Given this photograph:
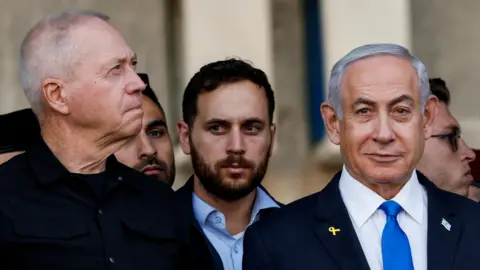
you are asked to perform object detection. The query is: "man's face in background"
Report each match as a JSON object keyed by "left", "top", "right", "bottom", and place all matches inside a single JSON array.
[
  {"left": 115, "top": 95, "right": 175, "bottom": 186},
  {"left": 417, "top": 102, "right": 476, "bottom": 197}
]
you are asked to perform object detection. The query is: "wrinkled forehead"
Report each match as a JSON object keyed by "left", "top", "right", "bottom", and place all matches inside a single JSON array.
[
  {"left": 341, "top": 55, "right": 420, "bottom": 103},
  {"left": 71, "top": 20, "right": 133, "bottom": 66},
  {"left": 196, "top": 81, "right": 270, "bottom": 124}
]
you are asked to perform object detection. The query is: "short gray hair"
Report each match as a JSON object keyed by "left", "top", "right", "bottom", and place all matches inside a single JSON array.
[
  {"left": 19, "top": 10, "right": 110, "bottom": 120},
  {"left": 327, "top": 43, "right": 430, "bottom": 119}
]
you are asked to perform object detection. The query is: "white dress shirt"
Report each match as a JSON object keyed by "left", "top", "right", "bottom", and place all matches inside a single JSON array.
[{"left": 339, "top": 166, "right": 428, "bottom": 270}]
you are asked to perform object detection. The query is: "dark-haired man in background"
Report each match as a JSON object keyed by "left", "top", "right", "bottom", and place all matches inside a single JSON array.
[
  {"left": 417, "top": 78, "right": 477, "bottom": 199},
  {"left": 176, "top": 59, "right": 281, "bottom": 270},
  {"left": 0, "top": 109, "right": 40, "bottom": 165},
  {"left": 115, "top": 73, "right": 176, "bottom": 186}
]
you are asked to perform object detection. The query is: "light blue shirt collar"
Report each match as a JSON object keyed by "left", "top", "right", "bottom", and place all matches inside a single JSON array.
[
  {"left": 192, "top": 187, "right": 279, "bottom": 270},
  {"left": 192, "top": 186, "right": 279, "bottom": 229}
]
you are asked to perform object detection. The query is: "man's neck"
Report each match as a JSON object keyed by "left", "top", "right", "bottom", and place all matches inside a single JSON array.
[
  {"left": 344, "top": 166, "right": 409, "bottom": 200},
  {"left": 193, "top": 176, "right": 257, "bottom": 235},
  {"left": 42, "top": 120, "right": 126, "bottom": 174}
]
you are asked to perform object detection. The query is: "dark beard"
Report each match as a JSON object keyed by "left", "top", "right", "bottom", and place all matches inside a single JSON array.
[
  {"left": 133, "top": 154, "right": 176, "bottom": 186},
  {"left": 190, "top": 141, "right": 270, "bottom": 202}
]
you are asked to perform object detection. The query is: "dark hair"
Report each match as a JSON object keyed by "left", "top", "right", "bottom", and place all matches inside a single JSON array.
[
  {"left": 0, "top": 108, "right": 40, "bottom": 153},
  {"left": 429, "top": 78, "right": 451, "bottom": 105},
  {"left": 182, "top": 58, "right": 275, "bottom": 126},
  {"left": 137, "top": 73, "right": 164, "bottom": 113}
]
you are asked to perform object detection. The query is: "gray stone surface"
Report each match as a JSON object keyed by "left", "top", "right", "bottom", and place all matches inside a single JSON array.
[{"left": 269, "top": 0, "right": 309, "bottom": 170}]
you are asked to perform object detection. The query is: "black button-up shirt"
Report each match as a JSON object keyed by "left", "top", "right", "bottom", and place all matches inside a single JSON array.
[{"left": 0, "top": 139, "right": 197, "bottom": 270}]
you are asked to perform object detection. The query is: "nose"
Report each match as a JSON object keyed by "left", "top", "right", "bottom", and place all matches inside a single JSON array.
[
  {"left": 138, "top": 132, "right": 157, "bottom": 159},
  {"left": 459, "top": 138, "right": 476, "bottom": 162},
  {"left": 125, "top": 71, "right": 147, "bottom": 94},
  {"left": 372, "top": 113, "right": 395, "bottom": 144},
  {"left": 226, "top": 128, "right": 246, "bottom": 155}
]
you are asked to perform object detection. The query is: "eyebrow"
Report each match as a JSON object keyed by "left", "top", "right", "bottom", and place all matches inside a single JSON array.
[
  {"left": 107, "top": 52, "right": 137, "bottom": 67},
  {"left": 351, "top": 94, "right": 414, "bottom": 109},
  {"left": 204, "top": 117, "right": 266, "bottom": 126},
  {"left": 387, "top": 94, "right": 414, "bottom": 107},
  {"left": 242, "top": 118, "right": 265, "bottom": 125},
  {"left": 205, "top": 118, "right": 229, "bottom": 126},
  {"left": 145, "top": 119, "right": 167, "bottom": 130},
  {"left": 441, "top": 124, "right": 460, "bottom": 134},
  {"left": 352, "top": 97, "right": 376, "bottom": 109}
]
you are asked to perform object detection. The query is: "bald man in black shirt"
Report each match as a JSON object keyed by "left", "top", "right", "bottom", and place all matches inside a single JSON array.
[{"left": 0, "top": 10, "right": 201, "bottom": 270}]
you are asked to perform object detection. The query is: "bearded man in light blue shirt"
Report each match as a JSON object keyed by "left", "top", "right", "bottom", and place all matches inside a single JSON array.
[{"left": 176, "top": 59, "right": 281, "bottom": 270}]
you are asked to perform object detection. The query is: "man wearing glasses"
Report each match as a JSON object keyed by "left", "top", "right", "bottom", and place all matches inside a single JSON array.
[{"left": 417, "top": 78, "right": 477, "bottom": 199}]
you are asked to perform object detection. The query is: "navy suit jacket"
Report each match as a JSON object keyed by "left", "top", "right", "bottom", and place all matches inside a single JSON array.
[{"left": 243, "top": 171, "right": 480, "bottom": 270}]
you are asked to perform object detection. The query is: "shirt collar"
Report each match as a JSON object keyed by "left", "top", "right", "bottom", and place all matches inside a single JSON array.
[
  {"left": 250, "top": 187, "right": 280, "bottom": 224},
  {"left": 192, "top": 186, "right": 280, "bottom": 228},
  {"left": 192, "top": 192, "right": 217, "bottom": 228},
  {"left": 392, "top": 170, "right": 425, "bottom": 224},
  {"left": 27, "top": 137, "right": 70, "bottom": 185},
  {"left": 27, "top": 137, "right": 139, "bottom": 191},
  {"left": 339, "top": 165, "right": 425, "bottom": 228}
]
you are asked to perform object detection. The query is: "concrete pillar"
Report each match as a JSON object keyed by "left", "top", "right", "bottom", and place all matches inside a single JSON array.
[
  {"left": 411, "top": 0, "right": 480, "bottom": 148},
  {"left": 261, "top": 0, "right": 311, "bottom": 202}
]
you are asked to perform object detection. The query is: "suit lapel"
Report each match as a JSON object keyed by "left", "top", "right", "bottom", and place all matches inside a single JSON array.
[
  {"left": 314, "top": 172, "right": 370, "bottom": 270},
  {"left": 418, "top": 172, "right": 463, "bottom": 270},
  {"left": 177, "top": 177, "right": 224, "bottom": 270}
]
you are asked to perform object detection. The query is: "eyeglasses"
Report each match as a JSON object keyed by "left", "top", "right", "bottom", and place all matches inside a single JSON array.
[{"left": 431, "top": 131, "right": 460, "bottom": 152}]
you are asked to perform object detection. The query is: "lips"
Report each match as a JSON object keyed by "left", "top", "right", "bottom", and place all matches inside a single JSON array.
[
  {"left": 464, "top": 169, "right": 473, "bottom": 181},
  {"left": 222, "top": 162, "right": 248, "bottom": 174},
  {"left": 142, "top": 165, "right": 163, "bottom": 176},
  {"left": 225, "top": 167, "right": 246, "bottom": 174},
  {"left": 365, "top": 153, "right": 401, "bottom": 162},
  {"left": 130, "top": 105, "right": 143, "bottom": 111}
]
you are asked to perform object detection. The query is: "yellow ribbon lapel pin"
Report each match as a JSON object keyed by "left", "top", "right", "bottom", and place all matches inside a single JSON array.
[{"left": 328, "top": 226, "right": 340, "bottom": 236}]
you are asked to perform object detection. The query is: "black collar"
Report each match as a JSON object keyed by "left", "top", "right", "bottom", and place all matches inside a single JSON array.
[{"left": 26, "top": 137, "right": 142, "bottom": 191}]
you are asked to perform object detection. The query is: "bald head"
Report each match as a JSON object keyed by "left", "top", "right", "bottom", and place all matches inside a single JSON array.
[{"left": 19, "top": 10, "right": 110, "bottom": 120}]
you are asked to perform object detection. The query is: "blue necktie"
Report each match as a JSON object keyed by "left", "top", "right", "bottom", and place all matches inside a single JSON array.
[{"left": 379, "top": 200, "right": 414, "bottom": 270}]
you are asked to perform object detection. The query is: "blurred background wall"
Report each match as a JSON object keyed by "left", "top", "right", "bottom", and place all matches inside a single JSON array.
[{"left": 0, "top": 0, "right": 478, "bottom": 203}]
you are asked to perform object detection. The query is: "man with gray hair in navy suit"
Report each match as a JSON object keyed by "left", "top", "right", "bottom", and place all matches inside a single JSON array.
[{"left": 243, "top": 43, "right": 480, "bottom": 270}]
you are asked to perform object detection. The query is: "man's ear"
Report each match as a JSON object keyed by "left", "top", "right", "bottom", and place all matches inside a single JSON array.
[
  {"left": 42, "top": 78, "right": 69, "bottom": 115},
  {"left": 177, "top": 120, "right": 191, "bottom": 155},
  {"left": 320, "top": 102, "right": 341, "bottom": 145},
  {"left": 422, "top": 95, "right": 439, "bottom": 140}
]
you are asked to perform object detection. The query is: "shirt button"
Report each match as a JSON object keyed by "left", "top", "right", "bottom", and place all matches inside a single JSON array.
[
  {"left": 117, "top": 176, "right": 123, "bottom": 181},
  {"left": 109, "top": 257, "right": 115, "bottom": 263},
  {"left": 98, "top": 209, "right": 103, "bottom": 215},
  {"left": 233, "top": 246, "right": 239, "bottom": 253},
  {"left": 215, "top": 216, "right": 222, "bottom": 224}
]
